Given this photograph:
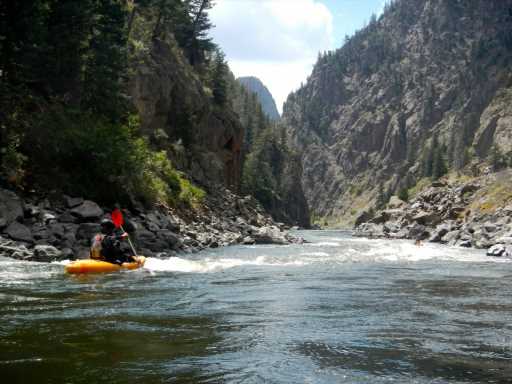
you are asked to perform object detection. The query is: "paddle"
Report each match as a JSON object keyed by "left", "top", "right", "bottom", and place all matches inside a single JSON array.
[{"left": 111, "top": 208, "right": 139, "bottom": 261}]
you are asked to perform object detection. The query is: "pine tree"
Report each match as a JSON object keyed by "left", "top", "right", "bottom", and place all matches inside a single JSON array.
[
  {"left": 432, "top": 144, "right": 448, "bottom": 180},
  {"left": 211, "top": 48, "right": 228, "bottom": 105},
  {"left": 376, "top": 183, "right": 387, "bottom": 209},
  {"left": 83, "top": 0, "right": 128, "bottom": 118}
]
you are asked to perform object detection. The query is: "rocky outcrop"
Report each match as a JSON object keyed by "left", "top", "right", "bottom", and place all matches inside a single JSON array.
[
  {"left": 283, "top": 0, "right": 512, "bottom": 225},
  {"left": 0, "top": 187, "right": 303, "bottom": 262},
  {"left": 238, "top": 76, "right": 280, "bottom": 120},
  {"left": 354, "top": 171, "right": 512, "bottom": 256},
  {"left": 130, "top": 38, "right": 243, "bottom": 191}
]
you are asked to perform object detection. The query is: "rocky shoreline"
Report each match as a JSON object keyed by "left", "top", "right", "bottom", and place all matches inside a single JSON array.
[
  {"left": 354, "top": 171, "right": 512, "bottom": 258},
  {"left": 0, "top": 186, "right": 303, "bottom": 263}
]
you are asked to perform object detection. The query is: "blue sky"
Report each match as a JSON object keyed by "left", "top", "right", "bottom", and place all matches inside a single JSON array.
[
  {"left": 209, "top": 0, "right": 386, "bottom": 112},
  {"left": 324, "top": 0, "right": 385, "bottom": 47}
]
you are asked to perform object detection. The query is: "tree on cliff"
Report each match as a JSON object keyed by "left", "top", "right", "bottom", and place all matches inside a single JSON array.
[{"left": 210, "top": 48, "right": 228, "bottom": 106}]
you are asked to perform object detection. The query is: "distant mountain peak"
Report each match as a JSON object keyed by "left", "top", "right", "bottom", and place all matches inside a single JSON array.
[{"left": 237, "top": 76, "right": 280, "bottom": 120}]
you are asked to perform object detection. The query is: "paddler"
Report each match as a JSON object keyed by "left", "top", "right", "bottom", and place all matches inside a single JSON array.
[{"left": 90, "top": 218, "right": 135, "bottom": 265}]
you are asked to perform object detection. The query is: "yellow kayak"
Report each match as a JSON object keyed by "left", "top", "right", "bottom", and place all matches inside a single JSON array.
[{"left": 65, "top": 256, "right": 146, "bottom": 274}]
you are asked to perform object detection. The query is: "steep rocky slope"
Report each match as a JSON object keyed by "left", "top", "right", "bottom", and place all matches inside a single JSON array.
[
  {"left": 238, "top": 76, "right": 280, "bottom": 120},
  {"left": 283, "top": 0, "right": 512, "bottom": 225},
  {"left": 356, "top": 169, "right": 512, "bottom": 256},
  {"left": 131, "top": 38, "right": 243, "bottom": 192}
]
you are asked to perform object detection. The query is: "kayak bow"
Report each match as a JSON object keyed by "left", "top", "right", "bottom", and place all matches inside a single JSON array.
[{"left": 65, "top": 256, "right": 146, "bottom": 274}]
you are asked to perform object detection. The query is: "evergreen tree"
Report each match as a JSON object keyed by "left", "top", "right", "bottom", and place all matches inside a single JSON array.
[
  {"left": 432, "top": 144, "right": 448, "bottom": 180},
  {"left": 490, "top": 144, "right": 506, "bottom": 171},
  {"left": 83, "top": 0, "right": 128, "bottom": 118},
  {"left": 376, "top": 182, "right": 387, "bottom": 209},
  {"left": 211, "top": 48, "right": 228, "bottom": 105}
]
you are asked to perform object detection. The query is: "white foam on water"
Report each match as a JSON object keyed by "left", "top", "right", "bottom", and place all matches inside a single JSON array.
[
  {"left": 305, "top": 241, "right": 341, "bottom": 247},
  {"left": 143, "top": 255, "right": 307, "bottom": 273}
]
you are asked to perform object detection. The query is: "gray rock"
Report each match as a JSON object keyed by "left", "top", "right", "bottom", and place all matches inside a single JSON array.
[
  {"left": 0, "top": 217, "right": 7, "bottom": 229},
  {"left": 76, "top": 223, "right": 101, "bottom": 241},
  {"left": 59, "top": 211, "right": 78, "bottom": 223},
  {"left": 4, "top": 222, "right": 33, "bottom": 243},
  {"left": 0, "top": 188, "right": 24, "bottom": 225},
  {"left": 356, "top": 223, "right": 385, "bottom": 238},
  {"left": 408, "top": 223, "right": 429, "bottom": 240},
  {"left": 429, "top": 224, "right": 451, "bottom": 243},
  {"left": 355, "top": 210, "right": 374, "bottom": 227},
  {"left": 484, "top": 223, "right": 498, "bottom": 233},
  {"left": 156, "top": 230, "right": 182, "bottom": 249},
  {"left": 383, "top": 222, "right": 400, "bottom": 234},
  {"left": 49, "top": 223, "right": 66, "bottom": 239},
  {"left": 24, "top": 204, "right": 41, "bottom": 218},
  {"left": 42, "top": 212, "right": 57, "bottom": 224},
  {"left": 387, "top": 196, "right": 406, "bottom": 209},
  {"left": 441, "top": 230, "right": 460, "bottom": 244},
  {"left": 412, "top": 211, "right": 441, "bottom": 226},
  {"left": 33, "top": 245, "right": 63, "bottom": 262},
  {"left": 253, "top": 226, "right": 288, "bottom": 245},
  {"left": 243, "top": 236, "right": 256, "bottom": 245},
  {"left": 495, "top": 235, "right": 512, "bottom": 245},
  {"left": 64, "top": 196, "right": 84, "bottom": 208},
  {"left": 61, "top": 248, "right": 75, "bottom": 260},
  {"left": 447, "top": 207, "right": 465, "bottom": 219},
  {"left": 71, "top": 201, "right": 103, "bottom": 221}
]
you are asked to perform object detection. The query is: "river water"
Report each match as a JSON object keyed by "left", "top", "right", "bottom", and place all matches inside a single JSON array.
[{"left": 1, "top": 230, "right": 512, "bottom": 384}]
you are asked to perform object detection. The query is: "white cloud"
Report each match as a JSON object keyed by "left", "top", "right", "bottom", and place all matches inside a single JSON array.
[{"left": 209, "top": 0, "right": 333, "bottom": 112}]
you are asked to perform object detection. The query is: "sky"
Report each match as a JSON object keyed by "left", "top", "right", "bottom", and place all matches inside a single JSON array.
[{"left": 209, "top": 0, "right": 387, "bottom": 113}]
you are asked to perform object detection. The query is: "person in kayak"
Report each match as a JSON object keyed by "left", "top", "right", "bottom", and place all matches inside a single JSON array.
[{"left": 90, "top": 219, "right": 135, "bottom": 265}]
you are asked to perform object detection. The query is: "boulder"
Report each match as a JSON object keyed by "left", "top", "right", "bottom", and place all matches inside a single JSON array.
[
  {"left": 408, "top": 223, "right": 430, "bottom": 240},
  {"left": 356, "top": 223, "right": 385, "bottom": 238},
  {"left": 64, "top": 196, "right": 84, "bottom": 208},
  {"left": 412, "top": 211, "right": 441, "bottom": 226},
  {"left": 383, "top": 222, "right": 400, "bottom": 234},
  {"left": 0, "top": 188, "right": 24, "bottom": 225},
  {"left": 76, "top": 223, "right": 101, "bottom": 241},
  {"left": 24, "top": 204, "right": 41, "bottom": 218},
  {"left": 447, "top": 207, "right": 465, "bottom": 220},
  {"left": 156, "top": 230, "right": 182, "bottom": 249},
  {"left": 253, "top": 226, "right": 288, "bottom": 245},
  {"left": 354, "top": 210, "right": 374, "bottom": 227},
  {"left": 441, "top": 230, "right": 460, "bottom": 244},
  {"left": 429, "top": 223, "right": 451, "bottom": 243},
  {"left": 33, "top": 245, "right": 63, "bottom": 262},
  {"left": 70, "top": 201, "right": 103, "bottom": 221},
  {"left": 242, "top": 236, "right": 256, "bottom": 245},
  {"left": 4, "top": 222, "right": 33, "bottom": 243},
  {"left": 370, "top": 211, "right": 391, "bottom": 224},
  {"left": 59, "top": 211, "right": 78, "bottom": 223},
  {"left": 483, "top": 223, "right": 498, "bottom": 233},
  {"left": 460, "top": 183, "right": 480, "bottom": 195},
  {"left": 495, "top": 235, "right": 512, "bottom": 245},
  {"left": 387, "top": 196, "right": 406, "bottom": 209}
]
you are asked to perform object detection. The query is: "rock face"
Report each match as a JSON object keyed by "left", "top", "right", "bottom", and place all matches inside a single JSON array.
[
  {"left": 282, "top": 0, "right": 512, "bottom": 224},
  {"left": 238, "top": 76, "right": 280, "bottom": 120},
  {"left": 130, "top": 38, "right": 243, "bottom": 191}
]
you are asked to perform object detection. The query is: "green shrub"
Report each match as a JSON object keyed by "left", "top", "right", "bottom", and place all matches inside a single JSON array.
[
  {"left": 398, "top": 187, "right": 409, "bottom": 202},
  {"left": 179, "top": 177, "right": 206, "bottom": 208},
  {"left": 0, "top": 132, "right": 27, "bottom": 186},
  {"left": 24, "top": 108, "right": 187, "bottom": 206}
]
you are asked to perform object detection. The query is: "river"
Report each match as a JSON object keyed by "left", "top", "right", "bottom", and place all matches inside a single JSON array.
[{"left": 1, "top": 230, "right": 511, "bottom": 383}]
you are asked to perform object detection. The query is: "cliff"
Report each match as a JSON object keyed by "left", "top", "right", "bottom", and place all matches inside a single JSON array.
[
  {"left": 283, "top": 0, "right": 512, "bottom": 226},
  {"left": 238, "top": 76, "right": 280, "bottom": 120},
  {"left": 130, "top": 36, "right": 243, "bottom": 192}
]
